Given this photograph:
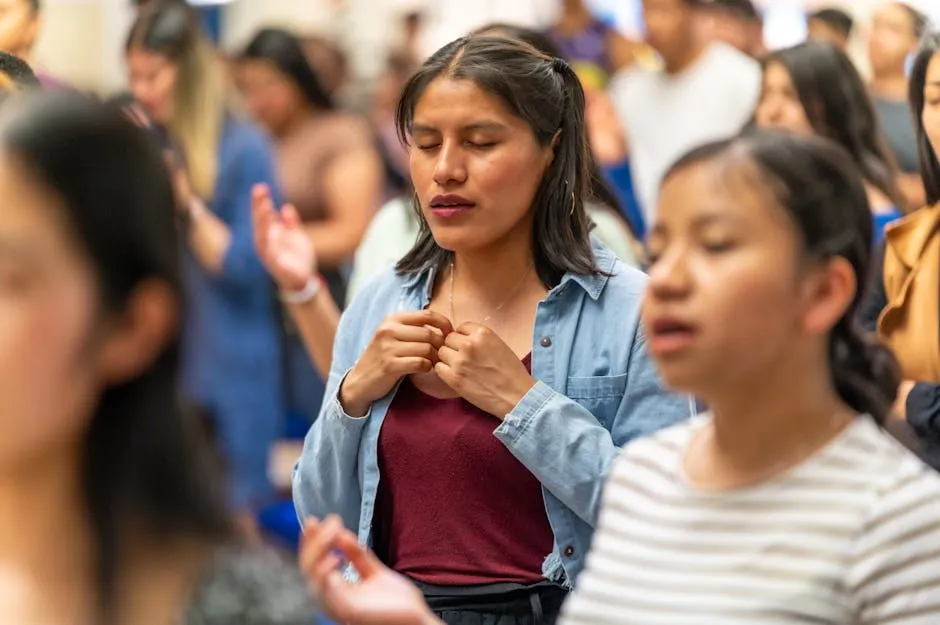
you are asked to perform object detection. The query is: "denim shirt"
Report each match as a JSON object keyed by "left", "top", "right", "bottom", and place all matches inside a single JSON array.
[{"left": 293, "top": 243, "right": 695, "bottom": 587}]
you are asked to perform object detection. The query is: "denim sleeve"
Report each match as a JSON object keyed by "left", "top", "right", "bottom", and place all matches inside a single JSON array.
[
  {"left": 292, "top": 297, "right": 372, "bottom": 532},
  {"left": 218, "top": 132, "right": 279, "bottom": 289},
  {"left": 907, "top": 382, "right": 940, "bottom": 443},
  {"left": 493, "top": 318, "right": 694, "bottom": 527}
]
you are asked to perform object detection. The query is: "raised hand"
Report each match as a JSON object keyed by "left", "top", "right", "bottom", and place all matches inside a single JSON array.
[
  {"left": 300, "top": 516, "right": 440, "bottom": 625},
  {"left": 251, "top": 183, "right": 315, "bottom": 292},
  {"left": 340, "top": 310, "right": 454, "bottom": 417}
]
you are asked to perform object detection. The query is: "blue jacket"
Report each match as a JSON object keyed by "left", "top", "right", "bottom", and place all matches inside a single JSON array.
[
  {"left": 181, "top": 119, "right": 283, "bottom": 508},
  {"left": 293, "top": 242, "right": 695, "bottom": 586}
]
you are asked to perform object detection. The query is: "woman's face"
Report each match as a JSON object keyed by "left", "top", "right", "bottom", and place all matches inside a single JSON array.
[
  {"left": 236, "top": 59, "right": 302, "bottom": 136},
  {"left": 408, "top": 77, "right": 554, "bottom": 255},
  {"left": 643, "top": 160, "right": 849, "bottom": 400},
  {"left": 754, "top": 62, "right": 814, "bottom": 136},
  {"left": 0, "top": 151, "right": 102, "bottom": 468},
  {"left": 923, "top": 53, "right": 940, "bottom": 160},
  {"left": 126, "top": 47, "right": 178, "bottom": 125}
]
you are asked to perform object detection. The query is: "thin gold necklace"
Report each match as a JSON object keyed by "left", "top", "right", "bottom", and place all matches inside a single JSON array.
[{"left": 448, "top": 260, "right": 534, "bottom": 325}]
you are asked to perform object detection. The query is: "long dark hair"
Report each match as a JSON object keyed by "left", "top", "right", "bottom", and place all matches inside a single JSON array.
[
  {"left": 665, "top": 130, "right": 901, "bottom": 425},
  {"left": 470, "top": 22, "right": 633, "bottom": 234},
  {"left": 0, "top": 92, "right": 231, "bottom": 622},
  {"left": 763, "top": 42, "right": 906, "bottom": 211},
  {"left": 395, "top": 36, "right": 598, "bottom": 287},
  {"left": 910, "top": 32, "right": 940, "bottom": 205},
  {"left": 238, "top": 27, "right": 333, "bottom": 110}
]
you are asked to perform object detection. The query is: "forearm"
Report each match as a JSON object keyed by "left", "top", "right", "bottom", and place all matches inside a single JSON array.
[
  {"left": 185, "top": 200, "right": 231, "bottom": 275},
  {"left": 286, "top": 279, "right": 340, "bottom": 380}
]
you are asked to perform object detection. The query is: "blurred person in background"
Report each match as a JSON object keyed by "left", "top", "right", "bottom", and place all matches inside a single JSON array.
[
  {"left": 547, "top": 0, "right": 638, "bottom": 90},
  {"left": 699, "top": 0, "right": 765, "bottom": 58},
  {"left": 235, "top": 28, "right": 379, "bottom": 427},
  {"left": 236, "top": 27, "right": 381, "bottom": 309},
  {"left": 371, "top": 51, "right": 419, "bottom": 200},
  {"left": 0, "top": 0, "right": 71, "bottom": 89},
  {"left": 869, "top": 1, "right": 930, "bottom": 211},
  {"left": 126, "top": 1, "right": 284, "bottom": 541},
  {"left": 806, "top": 8, "right": 854, "bottom": 51},
  {"left": 0, "top": 90, "right": 316, "bottom": 625},
  {"left": 865, "top": 31, "right": 940, "bottom": 469},
  {"left": 610, "top": 0, "right": 760, "bottom": 227},
  {"left": 754, "top": 41, "right": 906, "bottom": 243},
  {"left": 345, "top": 23, "right": 645, "bottom": 303},
  {"left": 300, "top": 34, "right": 349, "bottom": 102}
]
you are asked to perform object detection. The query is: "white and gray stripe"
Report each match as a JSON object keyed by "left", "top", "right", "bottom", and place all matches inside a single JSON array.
[{"left": 561, "top": 417, "right": 940, "bottom": 624}]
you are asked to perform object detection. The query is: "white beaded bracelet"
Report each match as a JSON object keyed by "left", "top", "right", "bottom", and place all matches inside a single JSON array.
[{"left": 280, "top": 276, "right": 322, "bottom": 305}]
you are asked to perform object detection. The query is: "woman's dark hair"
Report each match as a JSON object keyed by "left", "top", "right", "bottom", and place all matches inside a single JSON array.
[
  {"left": 238, "top": 28, "right": 333, "bottom": 110},
  {"left": 665, "top": 130, "right": 901, "bottom": 425},
  {"left": 471, "top": 23, "right": 631, "bottom": 231},
  {"left": 763, "top": 42, "right": 906, "bottom": 211},
  {"left": 0, "top": 50, "right": 39, "bottom": 88},
  {"left": 0, "top": 92, "right": 231, "bottom": 622},
  {"left": 910, "top": 32, "right": 940, "bottom": 205},
  {"left": 395, "top": 36, "right": 598, "bottom": 286}
]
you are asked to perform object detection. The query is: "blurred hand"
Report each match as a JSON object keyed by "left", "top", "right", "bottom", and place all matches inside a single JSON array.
[
  {"left": 251, "top": 183, "right": 316, "bottom": 292},
  {"left": 300, "top": 516, "right": 440, "bottom": 625}
]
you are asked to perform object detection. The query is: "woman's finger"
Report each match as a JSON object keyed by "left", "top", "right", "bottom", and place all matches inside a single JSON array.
[
  {"left": 388, "top": 325, "right": 447, "bottom": 349},
  {"left": 311, "top": 552, "right": 343, "bottom": 590},
  {"left": 299, "top": 515, "right": 343, "bottom": 576},
  {"left": 281, "top": 203, "right": 302, "bottom": 229},
  {"left": 334, "top": 528, "right": 383, "bottom": 578}
]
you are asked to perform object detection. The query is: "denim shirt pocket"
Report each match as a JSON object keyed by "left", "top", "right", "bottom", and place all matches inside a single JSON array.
[{"left": 565, "top": 374, "right": 628, "bottom": 428}]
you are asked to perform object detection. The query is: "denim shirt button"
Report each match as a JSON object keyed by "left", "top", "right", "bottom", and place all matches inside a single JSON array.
[
  {"left": 563, "top": 545, "right": 575, "bottom": 557},
  {"left": 539, "top": 336, "right": 552, "bottom": 348}
]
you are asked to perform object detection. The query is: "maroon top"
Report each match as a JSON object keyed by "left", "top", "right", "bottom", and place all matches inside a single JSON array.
[{"left": 372, "top": 355, "right": 554, "bottom": 586}]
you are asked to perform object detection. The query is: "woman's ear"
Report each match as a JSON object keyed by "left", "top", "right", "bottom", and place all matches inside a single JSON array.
[{"left": 96, "top": 279, "right": 178, "bottom": 385}]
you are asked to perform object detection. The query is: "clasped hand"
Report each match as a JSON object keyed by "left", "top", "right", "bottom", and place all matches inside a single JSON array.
[{"left": 340, "top": 309, "right": 536, "bottom": 419}]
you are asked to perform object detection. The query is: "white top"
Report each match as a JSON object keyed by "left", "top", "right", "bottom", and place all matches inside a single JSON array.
[
  {"left": 610, "top": 43, "right": 761, "bottom": 222},
  {"left": 561, "top": 416, "right": 940, "bottom": 625}
]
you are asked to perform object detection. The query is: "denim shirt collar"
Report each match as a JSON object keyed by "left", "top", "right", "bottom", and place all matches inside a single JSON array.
[{"left": 398, "top": 240, "right": 618, "bottom": 303}]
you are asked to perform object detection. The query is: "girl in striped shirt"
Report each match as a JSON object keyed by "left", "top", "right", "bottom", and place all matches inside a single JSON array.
[{"left": 301, "top": 131, "right": 940, "bottom": 624}]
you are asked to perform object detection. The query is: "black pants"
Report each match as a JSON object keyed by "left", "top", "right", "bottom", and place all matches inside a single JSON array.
[{"left": 416, "top": 581, "right": 567, "bottom": 625}]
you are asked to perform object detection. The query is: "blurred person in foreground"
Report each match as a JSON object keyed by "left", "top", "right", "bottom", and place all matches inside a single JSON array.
[
  {"left": 0, "top": 89, "right": 316, "bottom": 625},
  {"left": 126, "top": 1, "right": 284, "bottom": 540},
  {"left": 806, "top": 8, "right": 854, "bottom": 51},
  {"left": 869, "top": 1, "right": 930, "bottom": 211}
]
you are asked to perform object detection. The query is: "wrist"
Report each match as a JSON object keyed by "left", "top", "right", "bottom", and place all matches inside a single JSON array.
[
  {"left": 498, "top": 376, "right": 536, "bottom": 420},
  {"left": 339, "top": 372, "right": 371, "bottom": 418},
  {"left": 280, "top": 275, "right": 323, "bottom": 305}
]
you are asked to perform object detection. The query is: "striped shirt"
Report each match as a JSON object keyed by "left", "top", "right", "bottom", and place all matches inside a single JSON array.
[{"left": 561, "top": 416, "right": 940, "bottom": 624}]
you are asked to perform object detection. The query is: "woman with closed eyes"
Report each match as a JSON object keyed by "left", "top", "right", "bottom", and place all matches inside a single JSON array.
[{"left": 255, "top": 35, "right": 693, "bottom": 625}]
